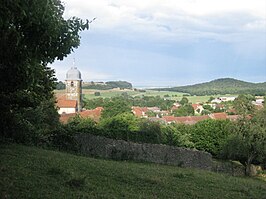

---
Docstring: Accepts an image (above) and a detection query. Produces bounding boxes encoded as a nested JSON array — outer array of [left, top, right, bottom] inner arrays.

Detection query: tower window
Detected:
[[71, 81, 74, 87]]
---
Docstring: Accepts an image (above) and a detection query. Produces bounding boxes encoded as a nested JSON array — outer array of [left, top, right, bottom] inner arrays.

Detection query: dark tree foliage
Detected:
[[179, 97, 189, 106], [56, 81, 66, 90], [190, 119, 232, 156], [138, 119, 163, 144], [221, 107, 266, 174], [101, 97, 132, 118], [0, 0, 89, 140], [173, 104, 194, 116], [82, 81, 132, 90], [233, 94, 255, 115], [105, 81, 133, 89], [94, 92, 101, 96]]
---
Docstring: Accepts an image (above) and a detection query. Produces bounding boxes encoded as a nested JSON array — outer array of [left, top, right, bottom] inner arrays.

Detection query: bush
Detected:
[[94, 92, 101, 96], [99, 113, 139, 141], [66, 116, 99, 135], [161, 124, 194, 148], [137, 119, 163, 144], [190, 119, 232, 156]]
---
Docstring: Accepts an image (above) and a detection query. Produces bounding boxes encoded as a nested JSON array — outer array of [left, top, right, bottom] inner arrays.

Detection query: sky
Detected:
[[50, 0, 266, 87]]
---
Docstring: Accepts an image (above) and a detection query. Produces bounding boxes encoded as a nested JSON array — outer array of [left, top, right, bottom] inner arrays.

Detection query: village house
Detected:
[[211, 96, 236, 104], [192, 104, 204, 114], [57, 96, 77, 114], [60, 107, 103, 123], [252, 98, 264, 109], [132, 106, 149, 117]]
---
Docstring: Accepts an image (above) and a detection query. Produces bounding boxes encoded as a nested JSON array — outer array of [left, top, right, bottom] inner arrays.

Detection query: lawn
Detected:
[[1, 144, 265, 199]]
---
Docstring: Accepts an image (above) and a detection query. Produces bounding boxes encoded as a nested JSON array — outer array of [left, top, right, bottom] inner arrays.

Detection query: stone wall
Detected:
[[212, 160, 245, 176], [75, 134, 213, 171]]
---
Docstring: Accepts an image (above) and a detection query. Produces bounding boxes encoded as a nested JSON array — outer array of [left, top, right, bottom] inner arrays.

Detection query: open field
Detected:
[[55, 88, 237, 103], [76, 89, 236, 103], [1, 144, 265, 199]]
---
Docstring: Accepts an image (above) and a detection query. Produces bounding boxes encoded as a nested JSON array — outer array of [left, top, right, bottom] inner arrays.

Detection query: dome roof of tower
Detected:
[[66, 67, 81, 80]]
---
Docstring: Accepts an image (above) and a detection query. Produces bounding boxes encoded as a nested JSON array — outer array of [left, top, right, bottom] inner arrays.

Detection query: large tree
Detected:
[[221, 110, 266, 175], [0, 0, 89, 138]]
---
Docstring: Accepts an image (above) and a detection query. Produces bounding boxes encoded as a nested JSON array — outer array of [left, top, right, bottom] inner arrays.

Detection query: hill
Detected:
[[1, 144, 265, 198], [156, 78, 266, 96]]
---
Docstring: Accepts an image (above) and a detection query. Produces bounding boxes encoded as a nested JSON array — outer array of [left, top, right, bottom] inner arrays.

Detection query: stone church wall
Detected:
[[75, 134, 213, 171]]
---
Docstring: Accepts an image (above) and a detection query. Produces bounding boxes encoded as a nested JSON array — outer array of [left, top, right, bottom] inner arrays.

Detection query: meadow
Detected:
[[1, 144, 265, 199], [79, 88, 236, 104]]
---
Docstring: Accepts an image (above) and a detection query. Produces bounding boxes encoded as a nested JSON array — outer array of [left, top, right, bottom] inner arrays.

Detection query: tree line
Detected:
[[82, 81, 132, 90]]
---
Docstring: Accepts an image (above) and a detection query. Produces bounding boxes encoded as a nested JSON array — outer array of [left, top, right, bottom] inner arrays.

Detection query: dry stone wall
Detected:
[[75, 134, 213, 171], [212, 160, 245, 176]]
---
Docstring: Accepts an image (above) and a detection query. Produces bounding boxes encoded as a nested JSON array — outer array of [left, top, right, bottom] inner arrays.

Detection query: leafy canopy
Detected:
[[0, 0, 90, 137]]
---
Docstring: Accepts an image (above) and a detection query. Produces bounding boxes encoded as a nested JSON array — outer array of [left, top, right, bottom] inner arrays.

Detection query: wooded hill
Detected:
[[156, 78, 266, 96], [83, 81, 133, 90]]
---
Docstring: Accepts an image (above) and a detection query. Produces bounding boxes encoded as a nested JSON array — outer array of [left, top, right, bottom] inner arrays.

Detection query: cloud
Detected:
[[59, 0, 266, 65], [49, 62, 112, 82], [52, 0, 266, 86]]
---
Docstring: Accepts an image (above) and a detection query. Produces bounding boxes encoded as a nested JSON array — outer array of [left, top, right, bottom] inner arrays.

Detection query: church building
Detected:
[[57, 66, 82, 114]]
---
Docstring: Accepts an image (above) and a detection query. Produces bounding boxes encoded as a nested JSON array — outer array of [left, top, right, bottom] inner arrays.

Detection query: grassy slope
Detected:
[[1, 144, 265, 199]]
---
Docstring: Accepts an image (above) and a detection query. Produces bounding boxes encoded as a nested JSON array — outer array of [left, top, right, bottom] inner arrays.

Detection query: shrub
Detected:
[[161, 124, 194, 148], [99, 113, 140, 141], [137, 119, 163, 144], [190, 119, 232, 156], [66, 116, 99, 135], [94, 92, 101, 96]]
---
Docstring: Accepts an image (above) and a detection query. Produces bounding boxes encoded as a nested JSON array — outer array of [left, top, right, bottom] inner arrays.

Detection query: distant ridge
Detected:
[[156, 78, 266, 96]]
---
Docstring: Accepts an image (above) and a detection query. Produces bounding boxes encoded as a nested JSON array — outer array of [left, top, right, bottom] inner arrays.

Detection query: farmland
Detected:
[[77, 89, 236, 104]]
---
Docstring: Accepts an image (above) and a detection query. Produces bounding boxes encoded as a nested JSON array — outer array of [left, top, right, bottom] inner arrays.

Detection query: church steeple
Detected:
[[65, 64, 82, 112]]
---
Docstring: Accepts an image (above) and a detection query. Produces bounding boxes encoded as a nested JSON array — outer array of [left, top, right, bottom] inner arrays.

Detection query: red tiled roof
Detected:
[[162, 116, 176, 123], [59, 113, 76, 123], [209, 112, 228, 120], [79, 107, 103, 121], [192, 104, 199, 110], [171, 106, 180, 111], [59, 107, 104, 123], [190, 115, 210, 123], [227, 115, 239, 121], [162, 115, 210, 125], [227, 109, 236, 114], [132, 106, 148, 117], [57, 99, 77, 108]]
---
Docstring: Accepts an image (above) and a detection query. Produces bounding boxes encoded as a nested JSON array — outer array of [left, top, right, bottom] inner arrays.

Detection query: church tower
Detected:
[[65, 66, 82, 112]]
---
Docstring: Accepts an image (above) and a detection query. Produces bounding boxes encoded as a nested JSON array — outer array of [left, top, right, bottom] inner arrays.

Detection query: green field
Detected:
[[78, 89, 236, 104], [1, 144, 265, 199]]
